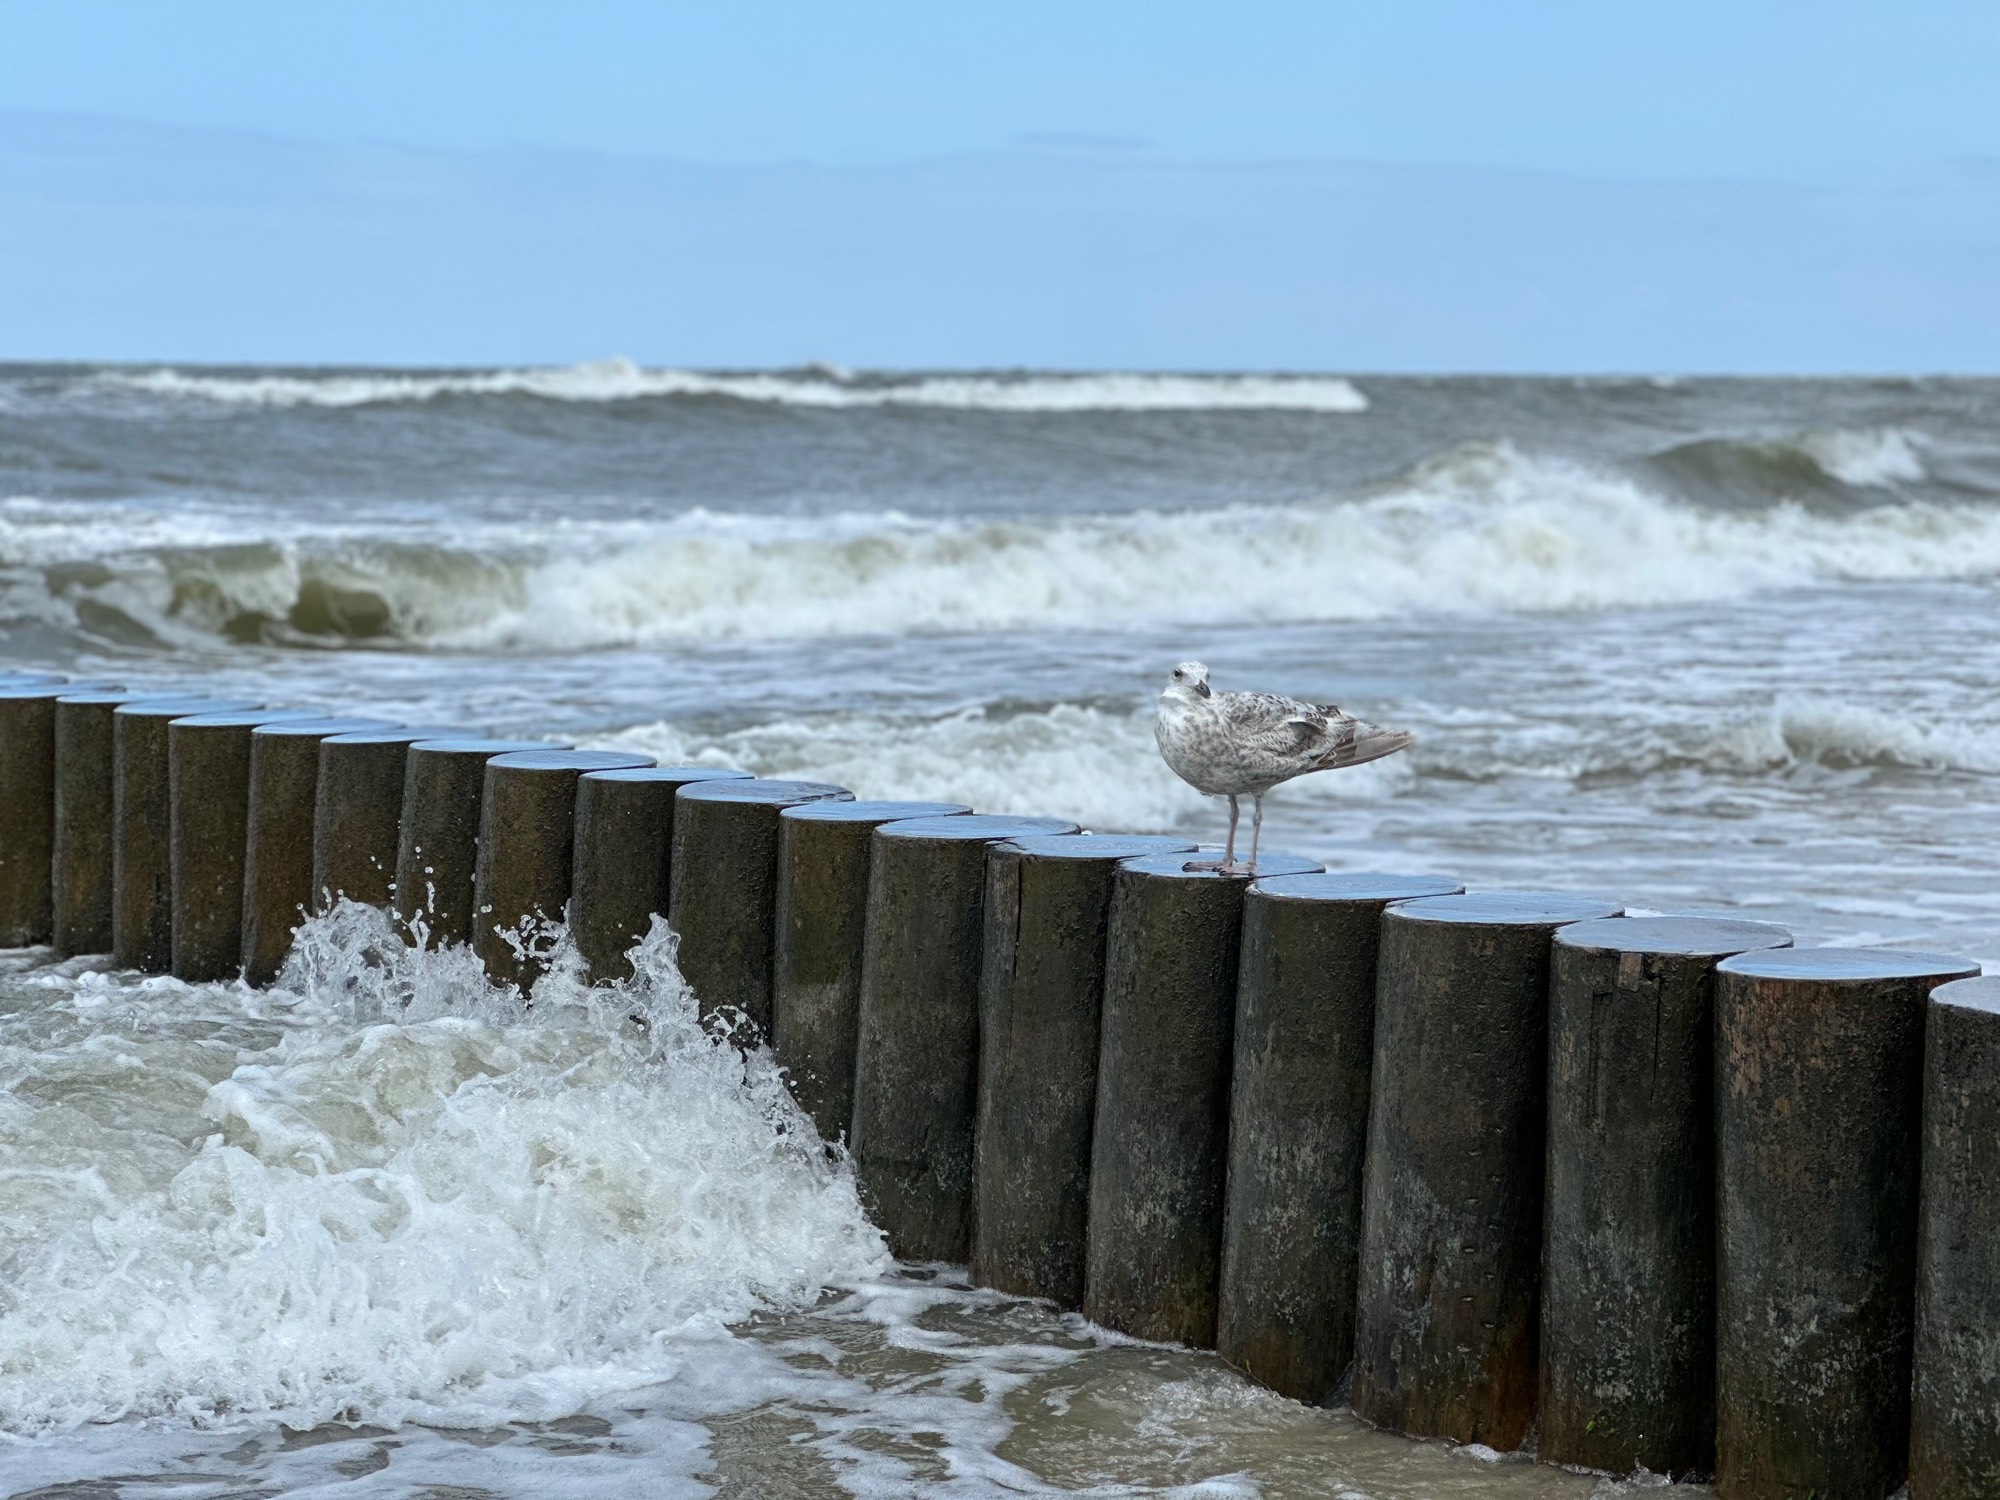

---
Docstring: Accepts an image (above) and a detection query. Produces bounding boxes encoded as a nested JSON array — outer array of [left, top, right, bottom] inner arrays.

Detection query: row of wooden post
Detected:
[[0, 671, 1994, 1499]]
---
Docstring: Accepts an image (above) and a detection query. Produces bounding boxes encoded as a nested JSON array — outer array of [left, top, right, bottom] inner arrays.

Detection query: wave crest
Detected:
[[7, 444, 1998, 651], [78, 359, 1372, 413]]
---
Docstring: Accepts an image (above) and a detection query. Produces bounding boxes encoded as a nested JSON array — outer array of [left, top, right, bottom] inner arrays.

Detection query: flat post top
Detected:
[[1933, 974, 2000, 1014], [999, 834, 1196, 860], [484, 749, 655, 773], [783, 798, 969, 822], [876, 814, 1078, 842], [1716, 947, 1980, 982], [1389, 891, 1623, 926], [115, 698, 260, 719], [1557, 914, 1791, 957], [676, 777, 851, 805], [1251, 871, 1463, 903], [1118, 850, 1323, 881]]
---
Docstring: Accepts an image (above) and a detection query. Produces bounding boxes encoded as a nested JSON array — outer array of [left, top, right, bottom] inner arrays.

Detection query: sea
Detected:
[[2, 361, 1996, 1498]]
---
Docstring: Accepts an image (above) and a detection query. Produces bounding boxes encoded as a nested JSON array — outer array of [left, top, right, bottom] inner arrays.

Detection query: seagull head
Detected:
[[1165, 661, 1212, 700]]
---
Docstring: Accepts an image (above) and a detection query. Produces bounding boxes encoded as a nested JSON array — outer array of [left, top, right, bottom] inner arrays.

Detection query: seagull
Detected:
[[1155, 661, 1416, 874]]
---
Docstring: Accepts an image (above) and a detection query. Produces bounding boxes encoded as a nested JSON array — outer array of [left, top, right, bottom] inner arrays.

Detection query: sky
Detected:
[[2, 1, 1997, 370]]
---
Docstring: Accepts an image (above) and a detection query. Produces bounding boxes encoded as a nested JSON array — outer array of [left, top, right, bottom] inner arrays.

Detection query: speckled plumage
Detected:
[[1154, 660, 1415, 871]]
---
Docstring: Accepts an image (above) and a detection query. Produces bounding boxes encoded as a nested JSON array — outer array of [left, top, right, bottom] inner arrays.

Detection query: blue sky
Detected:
[[2, 1, 1997, 369]]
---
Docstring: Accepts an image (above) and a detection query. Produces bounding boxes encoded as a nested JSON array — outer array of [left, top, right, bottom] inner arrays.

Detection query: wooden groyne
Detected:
[[0, 668, 1991, 1499]]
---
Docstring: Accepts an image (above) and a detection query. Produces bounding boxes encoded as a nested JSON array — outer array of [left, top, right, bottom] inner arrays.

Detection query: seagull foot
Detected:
[[1183, 857, 1254, 875]]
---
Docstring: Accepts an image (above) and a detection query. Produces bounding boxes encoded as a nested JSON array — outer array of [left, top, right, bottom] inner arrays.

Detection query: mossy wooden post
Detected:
[[312, 727, 462, 911], [240, 717, 391, 984], [1217, 871, 1464, 1404], [1349, 891, 1621, 1449], [1084, 849, 1324, 1347], [1911, 974, 2000, 1500], [1714, 947, 1979, 1500], [570, 765, 752, 983], [851, 814, 1082, 1262], [111, 698, 256, 970], [53, 688, 175, 957], [669, 778, 853, 1036], [0, 680, 107, 946], [168, 710, 320, 982], [468, 749, 654, 991], [1540, 915, 1791, 1477], [393, 738, 560, 947], [971, 833, 1196, 1307], [772, 799, 972, 1141]]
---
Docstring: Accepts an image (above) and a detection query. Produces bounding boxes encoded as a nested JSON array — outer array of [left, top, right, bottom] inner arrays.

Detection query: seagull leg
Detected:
[[1183, 795, 1241, 872], [1245, 795, 1264, 875]]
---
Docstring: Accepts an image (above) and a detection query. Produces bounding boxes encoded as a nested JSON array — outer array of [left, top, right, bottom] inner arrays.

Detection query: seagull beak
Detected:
[[1195, 681, 1211, 698]]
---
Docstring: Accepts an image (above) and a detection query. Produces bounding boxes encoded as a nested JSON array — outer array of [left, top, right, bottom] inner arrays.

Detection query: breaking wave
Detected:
[[1648, 425, 1931, 504], [6, 443, 1999, 652], [0, 906, 886, 1434], [74, 359, 1373, 413]]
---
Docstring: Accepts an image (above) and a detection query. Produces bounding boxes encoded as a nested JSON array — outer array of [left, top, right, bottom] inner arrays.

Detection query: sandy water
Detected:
[[4, 365, 1996, 1494]]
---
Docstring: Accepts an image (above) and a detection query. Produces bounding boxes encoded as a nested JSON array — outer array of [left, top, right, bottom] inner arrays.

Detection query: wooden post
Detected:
[[1218, 871, 1464, 1404], [569, 765, 751, 983], [111, 698, 257, 970], [1714, 946, 1979, 1500], [168, 710, 320, 981], [971, 833, 1196, 1307], [0, 680, 107, 946], [1911, 974, 2000, 1500], [392, 738, 561, 947], [1350, 891, 1621, 1449], [240, 717, 392, 984], [1540, 914, 1790, 1476], [668, 778, 853, 1036], [312, 726, 462, 910], [771, 799, 971, 1141], [468, 749, 653, 990], [1084, 849, 1324, 1346], [851, 814, 1082, 1262]]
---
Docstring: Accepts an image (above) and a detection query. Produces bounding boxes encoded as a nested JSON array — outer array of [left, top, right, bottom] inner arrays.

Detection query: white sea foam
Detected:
[[595, 701, 1414, 837], [1691, 695, 2000, 776], [80, 358, 1373, 413], [9, 444, 2000, 652], [1794, 425, 1929, 487], [0, 907, 887, 1435]]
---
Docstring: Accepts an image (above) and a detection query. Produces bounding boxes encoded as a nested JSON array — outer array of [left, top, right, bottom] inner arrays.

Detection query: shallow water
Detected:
[[2, 364, 1993, 1493], [0, 918, 1699, 1500]]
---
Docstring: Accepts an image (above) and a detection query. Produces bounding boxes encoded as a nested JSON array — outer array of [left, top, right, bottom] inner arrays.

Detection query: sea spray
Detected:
[[0, 906, 887, 1435]]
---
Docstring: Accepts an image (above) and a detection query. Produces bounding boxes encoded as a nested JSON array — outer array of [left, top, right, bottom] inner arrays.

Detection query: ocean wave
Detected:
[[76, 358, 1373, 413], [6, 443, 1999, 650], [1793, 426, 1929, 487], [1687, 697, 2000, 776], [1648, 425, 1930, 504], [0, 907, 886, 1433]]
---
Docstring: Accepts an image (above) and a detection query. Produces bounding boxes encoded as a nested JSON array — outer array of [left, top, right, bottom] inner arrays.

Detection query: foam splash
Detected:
[[79, 359, 1373, 413], [0, 906, 886, 1435]]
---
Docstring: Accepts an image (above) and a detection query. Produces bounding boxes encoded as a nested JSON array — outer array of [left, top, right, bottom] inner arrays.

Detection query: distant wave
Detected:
[[77, 358, 1373, 413], [6, 442, 1998, 651], [1649, 425, 1930, 503]]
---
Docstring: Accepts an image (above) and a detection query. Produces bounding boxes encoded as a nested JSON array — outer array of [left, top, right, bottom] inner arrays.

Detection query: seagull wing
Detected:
[[1219, 690, 1335, 758], [1220, 690, 1415, 773]]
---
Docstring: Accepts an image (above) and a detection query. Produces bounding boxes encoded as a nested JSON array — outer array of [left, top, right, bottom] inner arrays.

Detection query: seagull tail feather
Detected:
[[1320, 724, 1417, 770]]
